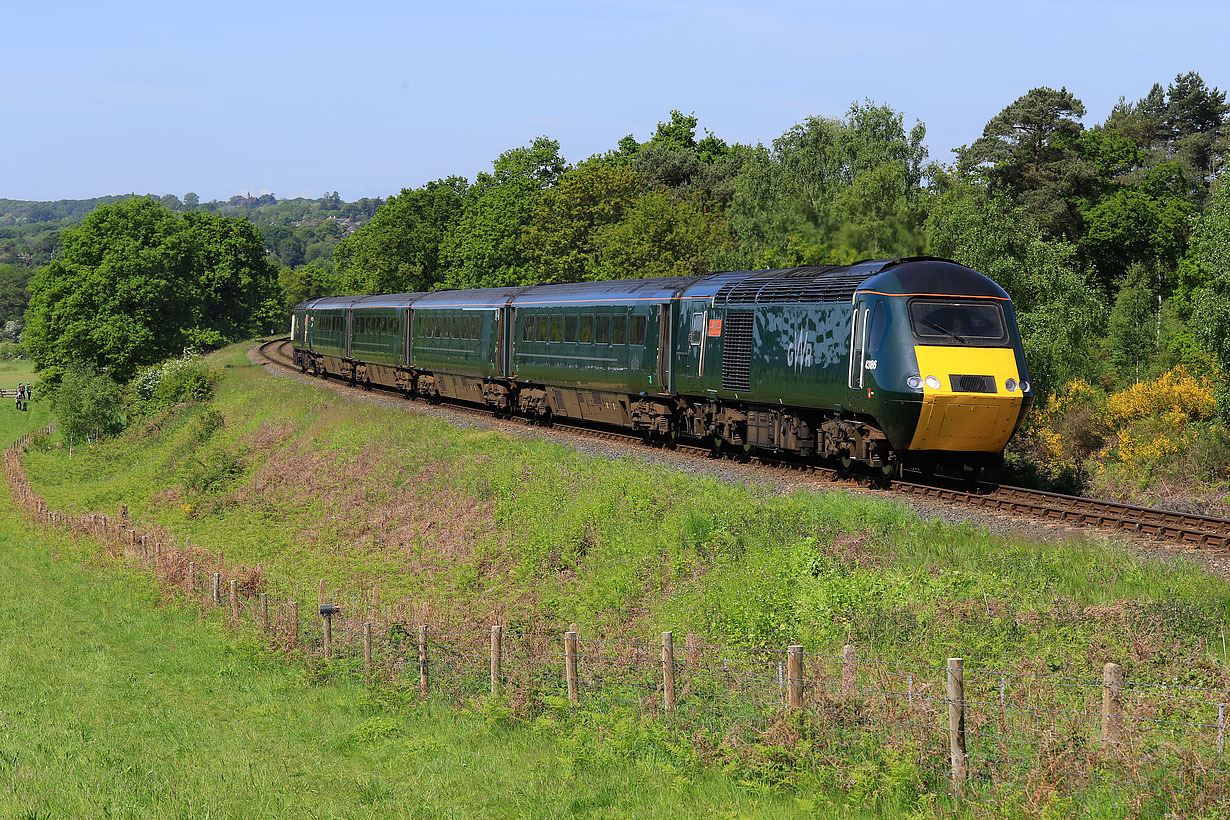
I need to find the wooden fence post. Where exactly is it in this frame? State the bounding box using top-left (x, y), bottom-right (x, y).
top-left (229, 579), bottom-right (239, 623)
top-left (564, 630), bottom-right (579, 703)
top-left (289, 601), bottom-right (299, 650)
top-left (662, 631), bottom-right (676, 713)
top-left (787, 645), bottom-right (804, 709)
top-left (212, 573), bottom-right (221, 606)
top-left (364, 623), bottom-right (373, 677)
top-left (418, 625), bottom-right (429, 696)
top-left (260, 593), bottom-right (269, 631)
top-left (842, 643), bottom-right (857, 701)
top-left (187, 561), bottom-right (196, 595)
top-left (947, 657), bottom-right (967, 797)
top-left (490, 625), bottom-right (502, 696)
top-left (322, 607), bottom-right (333, 658)
top-left (1102, 662), bottom-right (1123, 748)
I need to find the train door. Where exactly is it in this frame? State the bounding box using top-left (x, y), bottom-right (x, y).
top-left (656, 303), bottom-right (673, 394)
top-left (345, 309), bottom-right (353, 358)
top-left (403, 308), bottom-right (412, 365)
top-left (673, 299), bottom-right (707, 392)
top-left (847, 297), bottom-right (871, 397)
top-left (496, 307), bottom-right (509, 377)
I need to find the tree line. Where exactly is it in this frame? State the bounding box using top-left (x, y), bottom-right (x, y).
top-left (15, 71), bottom-right (1230, 417)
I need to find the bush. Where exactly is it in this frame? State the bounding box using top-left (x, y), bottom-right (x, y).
top-left (0, 342), bottom-right (26, 360)
top-left (131, 353), bottom-right (218, 413)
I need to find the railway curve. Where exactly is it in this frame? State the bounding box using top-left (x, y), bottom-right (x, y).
top-left (256, 338), bottom-right (1230, 551)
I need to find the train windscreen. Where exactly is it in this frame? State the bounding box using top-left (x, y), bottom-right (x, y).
top-left (908, 300), bottom-right (1008, 346)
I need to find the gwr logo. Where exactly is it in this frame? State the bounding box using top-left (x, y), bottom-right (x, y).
top-left (786, 329), bottom-right (814, 370)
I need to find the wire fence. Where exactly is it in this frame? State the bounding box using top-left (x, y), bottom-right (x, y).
top-left (7, 426), bottom-right (1230, 816)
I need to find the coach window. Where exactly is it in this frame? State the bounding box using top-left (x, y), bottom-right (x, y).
top-left (550, 315), bottom-right (563, 343)
top-left (536, 314), bottom-right (549, 342)
top-left (579, 315), bottom-right (593, 343)
top-left (612, 315), bottom-right (628, 345)
top-left (595, 315), bottom-right (610, 344)
top-left (632, 315), bottom-right (647, 345)
top-left (564, 315), bottom-right (578, 342)
top-left (522, 315), bottom-right (534, 342)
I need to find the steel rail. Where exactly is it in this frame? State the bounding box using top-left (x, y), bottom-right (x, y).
top-left (256, 339), bottom-right (1230, 549)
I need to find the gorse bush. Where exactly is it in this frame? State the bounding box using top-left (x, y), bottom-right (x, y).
top-left (1027, 365), bottom-right (1230, 501)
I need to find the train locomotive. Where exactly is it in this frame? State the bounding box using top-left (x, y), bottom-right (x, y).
top-left (290, 257), bottom-right (1032, 481)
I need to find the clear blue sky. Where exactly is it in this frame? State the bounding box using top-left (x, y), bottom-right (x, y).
top-left (3, 0), bottom-right (1227, 203)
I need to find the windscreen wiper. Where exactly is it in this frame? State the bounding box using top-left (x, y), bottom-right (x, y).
top-left (923, 319), bottom-right (965, 343)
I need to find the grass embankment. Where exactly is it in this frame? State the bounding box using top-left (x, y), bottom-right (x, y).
top-left (23, 343), bottom-right (1230, 687)
top-left (1, 378), bottom-right (909, 819)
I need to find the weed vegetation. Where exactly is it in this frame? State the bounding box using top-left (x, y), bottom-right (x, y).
top-left (21, 343), bottom-right (1230, 693)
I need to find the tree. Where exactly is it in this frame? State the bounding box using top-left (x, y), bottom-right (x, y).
top-left (521, 159), bottom-right (643, 283)
top-left (1191, 175), bottom-right (1230, 420)
top-left (589, 192), bottom-right (733, 280)
top-left (278, 261), bottom-right (341, 321)
top-left (1107, 263), bottom-right (1159, 383)
top-left (334, 178), bottom-right (466, 294)
top-left (24, 198), bottom-right (280, 384)
top-left (726, 101), bottom-right (928, 268)
top-left (960, 87), bottom-right (1097, 238)
top-left (1078, 185), bottom-right (1194, 291)
top-left (439, 137), bottom-right (566, 289)
top-left (183, 192), bottom-right (199, 210)
top-left (51, 364), bottom-right (124, 447)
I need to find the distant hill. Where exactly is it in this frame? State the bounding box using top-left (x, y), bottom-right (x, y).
top-left (0, 192), bottom-right (381, 268)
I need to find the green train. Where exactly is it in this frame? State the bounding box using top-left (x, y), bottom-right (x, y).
top-left (291, 257), bottom-right (1032, 479)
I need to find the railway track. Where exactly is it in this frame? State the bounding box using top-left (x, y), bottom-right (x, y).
top-left (256, 338), bottom-right (1230, 550)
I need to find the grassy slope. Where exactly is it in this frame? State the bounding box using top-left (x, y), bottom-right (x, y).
top-left (20, 343), bottom-right (1230, 689)
top-left (1, 391), bottom-right (916, 819)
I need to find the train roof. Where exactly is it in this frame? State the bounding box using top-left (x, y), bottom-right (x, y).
top-left (507, 277), bottom-right (701, 307)
top-left (290, 258), bottom-right (1010, 313)
top-left (855, 258), bottom-right (1009, 300)
top-left (292, 293), bottom-right (424, 311)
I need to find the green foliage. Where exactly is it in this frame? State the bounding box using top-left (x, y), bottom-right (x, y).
top-left (1107, 264), bottom-right (1159, 384)
top-left (50, 364), bottom-right (124, 444)
top-left (439, 137), bottom-right (566, 289)
top-left (130, 353), bottom-right (219, 414)
top-left (520, 159), bottom-right (643, 282)
top-left (333, 179), bottom-right (466, 294)
top-left (725, 101), bottom-right (928, 268)
top-left (23, 198), bottom-right (280, 384)
top-left (960, 86), bottom-right (1097, 238)
top-left (589, 191), bottom-right (733, 280)
top-left (1191, 176), bottom-right (1230, 417)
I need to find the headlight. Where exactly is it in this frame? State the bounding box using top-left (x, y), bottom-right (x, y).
top-left (906, 375), bottom-right (922, 389)
top-left (924, 375), bottom-right (941, 389)
top-left (1005, 378), bottom-right (1018, 392)
top-left (1020, 380), bottom-right (1031, 393)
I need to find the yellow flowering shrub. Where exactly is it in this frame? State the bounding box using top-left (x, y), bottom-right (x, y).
top-left (1031, 367), bottom-right (1223, 486)
top-left (1104, 367), bottom-right (1217, 429)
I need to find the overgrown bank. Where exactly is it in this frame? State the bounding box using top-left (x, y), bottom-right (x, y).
top-left (15, 342), bottom-right (1230, 817)
top-left (21, 342), bottom-right (1230, 685)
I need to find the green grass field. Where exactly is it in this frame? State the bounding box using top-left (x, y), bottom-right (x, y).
top-left (21, 343), bottom-right (1230, 685)
top-left (8, 342), bottom-right (1230, 817)
top-left (1, 398), bottom-right (932, 819)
